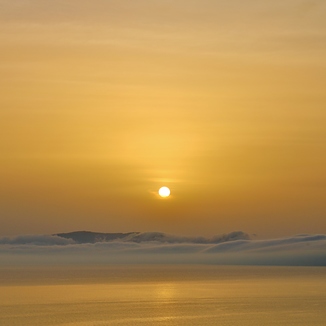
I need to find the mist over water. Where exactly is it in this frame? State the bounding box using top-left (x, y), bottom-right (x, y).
top-left (1, 232), bottom-right (326, 266)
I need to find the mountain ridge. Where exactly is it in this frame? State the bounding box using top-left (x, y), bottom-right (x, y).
top-left (54, 230), bottom-right (250, 244)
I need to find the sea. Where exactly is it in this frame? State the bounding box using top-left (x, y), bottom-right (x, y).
top-left (0, 265), bottom-right (325, 325)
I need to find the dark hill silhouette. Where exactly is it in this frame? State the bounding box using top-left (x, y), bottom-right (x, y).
top-left (55, 230), bottom-right (250, 244)
top-left (55, 231), bottom-right (138, 244)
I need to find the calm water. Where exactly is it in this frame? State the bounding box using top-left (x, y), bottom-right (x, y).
top-left (0, 265), bottom-right (325, 325)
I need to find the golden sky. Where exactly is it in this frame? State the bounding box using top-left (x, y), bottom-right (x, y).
top-left (1, 0), bottom-right (326, 237)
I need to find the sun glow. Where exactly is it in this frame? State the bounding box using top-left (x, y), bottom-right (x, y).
top-left (158, 186), bottom-right (170, 198)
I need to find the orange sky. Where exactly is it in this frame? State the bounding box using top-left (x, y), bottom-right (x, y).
top-left (1, 0), bottom-right (326, 238)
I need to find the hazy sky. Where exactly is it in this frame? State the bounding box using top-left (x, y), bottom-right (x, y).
top-left (1, 0), bottom-right (326, 238)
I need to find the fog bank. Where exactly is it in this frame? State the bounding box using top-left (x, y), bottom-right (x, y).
top-left (0, 232), bottom-right (325, 266)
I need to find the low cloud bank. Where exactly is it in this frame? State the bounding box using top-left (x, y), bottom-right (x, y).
top-left (0, 232), bottom-right (325, 266)
top-left (0, 234), bottom-right (74, 246)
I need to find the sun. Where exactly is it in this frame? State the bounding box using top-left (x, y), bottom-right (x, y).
top-left (158, 186), bottom-right (170, 198)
